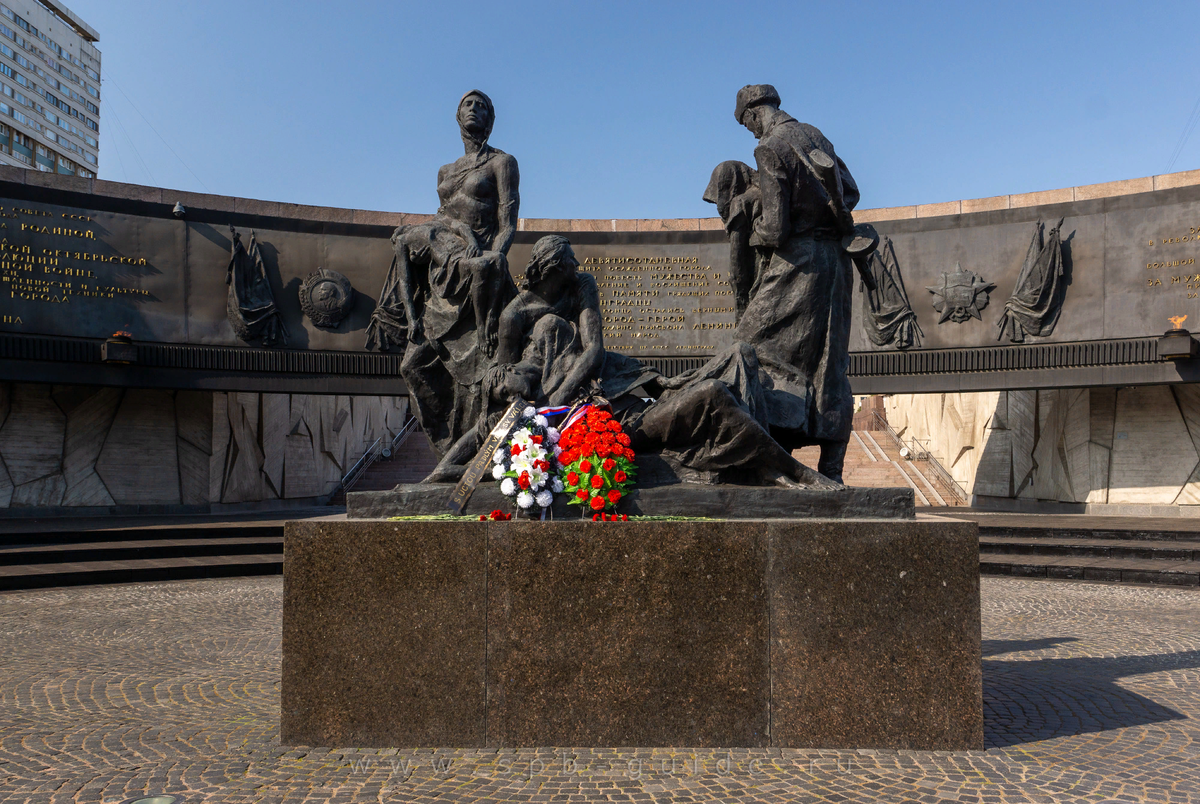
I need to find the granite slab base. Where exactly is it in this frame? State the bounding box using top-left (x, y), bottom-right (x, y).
top-left (346, 482), bottom-right (915, 520)
top-left (282, 518), bottom-right (981, 749)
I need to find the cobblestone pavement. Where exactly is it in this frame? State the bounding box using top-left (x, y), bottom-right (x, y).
top-left (1, 577), bottom-right (1198, 803)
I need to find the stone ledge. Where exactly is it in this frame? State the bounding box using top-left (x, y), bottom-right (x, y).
top-left (6, 165), bottom-right (1197, 230)
top-left (281, 518), bottom-right (982, 749)
top-left (346, 482), bottom-right (915, 520)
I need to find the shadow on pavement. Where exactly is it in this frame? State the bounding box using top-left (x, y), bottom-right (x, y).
top-left (982, 639), bottom-right (1200, 748)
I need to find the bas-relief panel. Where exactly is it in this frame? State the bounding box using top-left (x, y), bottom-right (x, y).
top-left (848, 215), bottom-right (1106, 351)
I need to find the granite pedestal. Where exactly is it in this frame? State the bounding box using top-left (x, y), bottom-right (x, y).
top-left (282, 518), bottom-right (981, 749)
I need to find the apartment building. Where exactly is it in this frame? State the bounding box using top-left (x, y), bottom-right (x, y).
top-left (0, 0), bottom-right (98, 177)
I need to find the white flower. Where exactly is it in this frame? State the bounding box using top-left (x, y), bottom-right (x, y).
top-left (492, 464), bottom-right (505, 480)
top-left (551, 477), bottom-right (564, 493)
top-left (522, 406), bottom-right (537, 418)
top-left (534, 414), bottom-right (548, 427)
top-left (492, 448), bottom-right (505, 464)
top-left (535, 489), bottom-right (554, 508)
top-left (546, 427), bottom-right (560, 443)
top-left (511, 458), bottom-right (533, 476)
top-left (500, 478), bottom-right (516, 496)
top-left (517, 491), bottom-right (534, 508)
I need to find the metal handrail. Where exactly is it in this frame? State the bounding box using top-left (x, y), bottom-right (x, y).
top-left (869, 411), bottom-right (969, 504)
top-left (334, 414), bottom-right (419, 499)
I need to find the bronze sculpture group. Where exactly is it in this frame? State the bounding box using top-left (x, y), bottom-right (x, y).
top-left (380, 85), bottom-right (872, 490)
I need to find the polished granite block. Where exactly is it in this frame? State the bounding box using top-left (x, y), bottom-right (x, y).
top-left (281, 517), bottom-right (980, 749)
top-left (281, 520), bottom-right (487, 747)
top-left (486, 520), bottom-right (769, 747)
top-left (768, 519), bottom-right (982, 749)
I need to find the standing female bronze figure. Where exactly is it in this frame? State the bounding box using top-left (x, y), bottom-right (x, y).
top-left (375, 90), bottom-right (521, 458)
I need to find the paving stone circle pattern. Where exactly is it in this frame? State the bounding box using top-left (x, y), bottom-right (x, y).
top-left (1, 576), bottom-right (1198, 803)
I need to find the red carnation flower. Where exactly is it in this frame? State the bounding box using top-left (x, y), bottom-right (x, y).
top-left (532, 435), bottom-right (543, 444)
top-left (567, 471), bottom-right (579, 485)
top-left (614, 470), bottom-right (627, 483)
top-left (580, 459), bottom-right (593, 473)
top-left (510, 444), bottom-right (522, 456)
top-left (590, 495), bottom-right (605, 510)
top-left (590, 475), bottom-right (604, 489)
top-left (576, 489), bottom-right (588, 500)
top-left (621, 514), bottom-right (629, 521)
top-left (518, 472), bottom-right (531, 489)
top-left (607, 489), bottom-right (621, 503)
top-left (593, 513), bottom-right (602, 521)
top-left (608, 420), bottom-right (621, 432)
top-left (603, 458), bottom-right (616, 472)
top-left (617, 433), bottom-right (631, 446)
top-left (479, 514), bottom-right (487, 521)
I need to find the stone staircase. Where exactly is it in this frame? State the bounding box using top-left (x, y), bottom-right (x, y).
top-left (970, 518), bottom-right (1200, 586)
top-left (329, 431), bottom-right (439, 504)
top-left (0, 514), bottom-right (318, 591)
top-left (795, 429), bottom-right (967, 506)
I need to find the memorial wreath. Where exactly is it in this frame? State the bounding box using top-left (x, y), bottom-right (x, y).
top-left (557, 405), bottom-right (637, 516)
top-left (492, 407), bottom-right (565, 517)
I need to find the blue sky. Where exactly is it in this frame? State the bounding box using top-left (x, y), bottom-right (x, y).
top-left (67, 0), bottom-right (1200, 219)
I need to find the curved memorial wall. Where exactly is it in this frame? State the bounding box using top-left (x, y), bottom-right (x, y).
top-left (2, 165), bottom-right (1200, 512)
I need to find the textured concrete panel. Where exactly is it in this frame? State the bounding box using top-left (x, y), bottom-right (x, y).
top-left (175, 391), bottom-right (213, 454)
top-left (0, 385), bottom-right (65, 485)
top-left (1173, 385), bottom-right (1200, 504)
top-left (177, 438), bottom-right (210, 506)
top-left (95, 390), bottom-right (181, 505)
top-left (1090, 388), bottom-right (1117, 450)
top-left (283, 419), bottom-right (322, 499)
top-left (223, 393), bottom-right (266, 503)
top-left (1108, 386), bottom-right (1197, 505)
top-left (284, 395), bottom-right (322, 499)
top-left (972, 429), bottom-right (1012, 498)
top-left (1009, 391), bottom-right (1036, 497)
top-left (210, 392), bottom-right (230, 502)
top-left (261, 393), bottom-right (288, 498)
top-left (11, 473), bottom-right (66, 507)
top-left (282, 520), bottom-right (487, 748)
top-left (0, 458), bottom-right (12, 507)
top-left (61, 471), bottom-right (114, 507)
top-left (1031, 390), bottom-right (1071, 502)
top-left (1063, 389), bottom-right (1091, 502)
top-left (62, 387), bottom-right (121, 490)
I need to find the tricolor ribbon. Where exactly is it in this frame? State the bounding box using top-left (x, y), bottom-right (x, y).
top-left (536, 405), bottom-right (572, 417)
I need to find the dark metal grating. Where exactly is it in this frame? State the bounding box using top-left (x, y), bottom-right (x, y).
top-left (847, 337), bottom-right (1160, 376)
